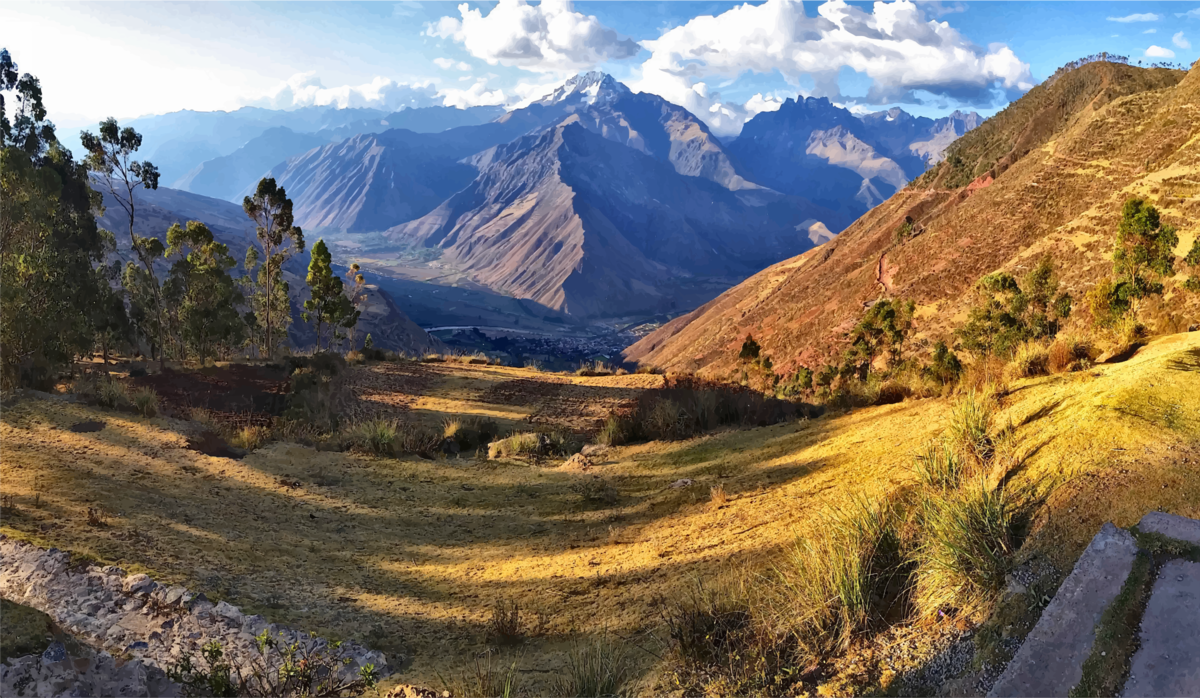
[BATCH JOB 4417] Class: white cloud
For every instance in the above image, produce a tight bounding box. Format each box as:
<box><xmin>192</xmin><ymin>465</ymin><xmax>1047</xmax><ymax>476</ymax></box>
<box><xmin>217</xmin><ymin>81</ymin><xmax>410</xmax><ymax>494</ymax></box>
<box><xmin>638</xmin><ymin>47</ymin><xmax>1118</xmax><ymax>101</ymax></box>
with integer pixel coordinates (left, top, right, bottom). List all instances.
<box><xmin>1107</xmin><ymin>13</ymin><xmax>1160</xmax><ymax>23</ymax></box>
<box><xmin>1145</xmin><ymin>45</ymin><xmax>1176</xmax><ymax>59</ymax></box>
<box><xmin>1178</xmin><ymin>8</ymin><xmax>1200</xmax><ymax>19</ymax></box>
<box><xmin>1143</xmin><ymin>28</ymin><xmax>1157</xmax><ymax>34</ymax></box>
<box><xmin>631</xmin><ymin>0</ymin><xmax>1032</xmax><ymax>137</ymax></box>
<box><xmin>393</xmin><ymin>0</ymin><xmax>422</xmax><ymax>17</ymax></box>
<box><xmin>439</xmin><ymin>78</ymin><xmax>507</xmax><ymax>109</ymax></box>
<box><xmin>1174</xmin><ymin>32</ymin><xmax>1192</xmax><ymax>49</ymax></box>
<box><xmin>433</xmin><ymin>57</ymin><xmax>472</xmax><ymax>71</ymax></box>
<box><xmin>248</xmin><ymin>72</ymin><xmax>441</xmax><ymax>110</ymax></box>
<box><xmin>425</xmin><ymin>0</ymin><xmax>640</xmax><ymax>74</ymax></box>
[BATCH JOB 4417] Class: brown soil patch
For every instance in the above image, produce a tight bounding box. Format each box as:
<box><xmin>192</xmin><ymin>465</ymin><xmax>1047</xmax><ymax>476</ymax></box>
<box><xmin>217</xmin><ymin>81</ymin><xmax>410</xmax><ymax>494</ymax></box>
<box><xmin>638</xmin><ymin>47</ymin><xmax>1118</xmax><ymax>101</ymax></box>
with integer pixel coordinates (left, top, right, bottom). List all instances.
<box><xmin>129</xmin><ymin>365</ymin><xmax>289</xmax><ymax>425</ymax></box>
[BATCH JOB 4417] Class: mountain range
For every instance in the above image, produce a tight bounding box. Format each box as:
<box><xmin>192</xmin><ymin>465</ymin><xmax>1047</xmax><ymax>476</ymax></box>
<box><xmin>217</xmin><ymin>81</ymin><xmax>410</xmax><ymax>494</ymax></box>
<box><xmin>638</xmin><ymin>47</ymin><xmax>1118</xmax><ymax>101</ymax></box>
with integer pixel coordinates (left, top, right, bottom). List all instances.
<box><xmin>77</xmin><ymin>73</ymin><xmax>983</xmax><ymax>324</ymax></box>
<box><xmin>626</xmin><ymin>60</ymin><xmax>1198</xmax><ymax>375</ymax></box>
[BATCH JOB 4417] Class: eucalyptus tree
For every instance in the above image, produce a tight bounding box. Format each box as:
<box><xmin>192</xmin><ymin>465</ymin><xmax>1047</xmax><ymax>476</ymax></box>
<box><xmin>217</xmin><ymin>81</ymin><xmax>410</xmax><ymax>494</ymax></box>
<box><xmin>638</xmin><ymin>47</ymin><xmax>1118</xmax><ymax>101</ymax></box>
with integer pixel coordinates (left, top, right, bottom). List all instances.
<box><xmin>243</xmin><ymin>178</ymin><xmax>304</xmax><ymax>358</ymax></box>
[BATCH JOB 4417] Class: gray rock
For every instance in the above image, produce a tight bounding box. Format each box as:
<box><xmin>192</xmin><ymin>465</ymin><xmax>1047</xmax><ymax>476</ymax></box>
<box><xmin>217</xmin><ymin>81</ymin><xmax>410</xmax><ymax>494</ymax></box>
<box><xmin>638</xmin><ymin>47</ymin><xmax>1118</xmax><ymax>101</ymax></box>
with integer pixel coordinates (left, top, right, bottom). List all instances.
<box><xmin>1137</xmin><ymin>511</ymin><xmax>1200</xmax><ymax>546</ymax></box>
<box><xmin>41</xmin><ymin>642</ymin><xmax>67</xmax><ymax>662</ymax></box>
<box><xmin>123</xmin><ymin>574</ymin><xmax>155</xmax><ymax>595</ymax></box>
<box><xmin>988</xmin><ymin>523</ymin><xmax>1138</xmax><ymax>698</ymax></box>
<box><xmin>1122</xmin><ymin>559</ymin><xmax>1200</xmax><ymax>697</ymax></box>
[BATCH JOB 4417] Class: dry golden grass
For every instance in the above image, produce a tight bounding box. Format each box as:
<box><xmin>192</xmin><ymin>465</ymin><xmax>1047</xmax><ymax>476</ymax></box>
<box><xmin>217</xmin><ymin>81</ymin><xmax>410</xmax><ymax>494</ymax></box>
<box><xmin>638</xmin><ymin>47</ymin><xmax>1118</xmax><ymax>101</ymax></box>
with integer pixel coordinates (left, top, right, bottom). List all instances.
<box><xmin>2</xmin><ymin>333</ymin><xmax>1199</xmax><ymax>694</ymax></box>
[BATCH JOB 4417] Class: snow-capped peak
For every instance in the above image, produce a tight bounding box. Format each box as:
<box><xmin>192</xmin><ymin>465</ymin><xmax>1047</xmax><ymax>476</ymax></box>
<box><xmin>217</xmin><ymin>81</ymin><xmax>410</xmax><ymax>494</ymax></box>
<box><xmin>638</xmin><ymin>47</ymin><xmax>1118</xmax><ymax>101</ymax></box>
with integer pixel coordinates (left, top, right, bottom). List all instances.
<box><xmin>540</xmin><ymin>72</ymin><xmax>629</xmax><ymax>106</ymax></box>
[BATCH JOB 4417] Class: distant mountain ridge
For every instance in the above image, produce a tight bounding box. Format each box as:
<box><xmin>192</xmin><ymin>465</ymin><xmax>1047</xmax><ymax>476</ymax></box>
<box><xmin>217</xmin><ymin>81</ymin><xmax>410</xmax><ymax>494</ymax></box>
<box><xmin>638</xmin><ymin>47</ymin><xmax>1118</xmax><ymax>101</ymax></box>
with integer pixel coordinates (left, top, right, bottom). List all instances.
<box><xmin>728</xmin><ymin>97</ymin><xmax>982</xmax><ymax>222</ymax></box>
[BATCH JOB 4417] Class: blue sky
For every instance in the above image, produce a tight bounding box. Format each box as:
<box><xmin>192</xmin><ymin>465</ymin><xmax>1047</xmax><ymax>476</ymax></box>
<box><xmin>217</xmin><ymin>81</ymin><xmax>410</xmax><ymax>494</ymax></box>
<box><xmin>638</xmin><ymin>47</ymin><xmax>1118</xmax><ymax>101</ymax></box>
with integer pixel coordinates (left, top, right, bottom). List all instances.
<box><xmin>6</xmin><ymin>1</ymin><xmax>1198</xmax><ymax>136</ymax></box>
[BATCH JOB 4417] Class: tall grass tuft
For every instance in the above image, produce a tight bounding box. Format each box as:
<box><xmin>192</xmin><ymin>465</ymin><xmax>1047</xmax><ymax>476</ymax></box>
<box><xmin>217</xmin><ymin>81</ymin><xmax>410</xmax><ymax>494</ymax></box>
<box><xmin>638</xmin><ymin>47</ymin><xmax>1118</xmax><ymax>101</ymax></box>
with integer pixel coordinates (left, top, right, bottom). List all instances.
<box><xmin>129</xmin><ymin>386</ymin><xmax>159</xmax><ymax>417</ymax></box>
<box><xmin>914</xmin><ymin>439</ymin><xmax>967</xmax><ymax>491</ymax></box>
<box><xmin>947</xmin><ymin>388</ymin><xmax>995</xmax><ymax>464</ymax></box>
<box><xmin>1007</xmin><ymin>342</ymin><xmax>1049</xmax><ymax>379</ymax></box>
<box><xmin>345</xmin><ymin>419</ymin><xmax>398</xmax><ymax>455</ymax></box>
<box><xmin>914</xmin><ymin>477</ymin><xmax>1018</xmax><ymax>618</ymax></box>
<box><xmin>774</xmin><ymin>497</ymin><xmax>908</xmax><ymax>656</ymax></box>
<box><xmin>554</xmin><ymin>633</ymin><xmax>629</xmax><ymax>698</ymax></box>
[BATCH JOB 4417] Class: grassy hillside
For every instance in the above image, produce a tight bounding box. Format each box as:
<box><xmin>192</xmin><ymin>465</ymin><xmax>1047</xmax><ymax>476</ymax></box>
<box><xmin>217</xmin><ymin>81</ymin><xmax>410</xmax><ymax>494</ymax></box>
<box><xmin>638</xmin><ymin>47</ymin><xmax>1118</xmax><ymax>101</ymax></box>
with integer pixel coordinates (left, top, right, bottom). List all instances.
<box><xmin>3</xmin><ymin>333</ymin><xmax>1198</xmax><ymax>694</ymax></box>
<box><xmin>627</xmin><ymin>61</ymin><xmax>1200</xmax><ymax>379</ymax></box>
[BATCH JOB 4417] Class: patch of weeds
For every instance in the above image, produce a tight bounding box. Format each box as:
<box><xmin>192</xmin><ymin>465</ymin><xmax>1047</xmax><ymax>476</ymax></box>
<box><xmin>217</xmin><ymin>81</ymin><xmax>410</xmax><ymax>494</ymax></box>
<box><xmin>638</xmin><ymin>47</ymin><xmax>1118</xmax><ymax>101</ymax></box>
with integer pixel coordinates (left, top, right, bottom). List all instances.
<box><xmin>229</xmin><ymin>425</ymin><xmax>271</xmax><ymax>451</ymax></box>
<box><xmin>487</xmin><ymin>599</ymin><xmax>525</xmax><ymax>645</ymax></box>
<box><xmin>710</xmin><ymin>484</ymin><xmax>727</xmax><ymax>509</ymax></box>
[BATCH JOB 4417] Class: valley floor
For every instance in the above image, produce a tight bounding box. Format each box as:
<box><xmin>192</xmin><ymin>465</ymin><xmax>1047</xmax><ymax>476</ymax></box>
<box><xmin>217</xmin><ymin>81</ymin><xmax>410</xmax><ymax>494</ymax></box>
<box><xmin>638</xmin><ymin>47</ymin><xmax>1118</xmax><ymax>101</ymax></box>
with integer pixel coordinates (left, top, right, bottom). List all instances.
<box><xmin>1</xmin><ymin>334</ymin><xmax>1198</xmax><ymax>694</ymax></box>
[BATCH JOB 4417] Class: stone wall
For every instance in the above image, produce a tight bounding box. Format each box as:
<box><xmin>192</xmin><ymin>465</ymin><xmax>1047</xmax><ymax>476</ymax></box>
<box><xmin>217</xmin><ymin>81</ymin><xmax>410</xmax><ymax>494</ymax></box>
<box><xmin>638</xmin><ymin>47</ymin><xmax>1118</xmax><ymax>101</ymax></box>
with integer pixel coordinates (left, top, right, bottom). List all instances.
<box><xmin>0</xmin><ymin>536</ymin><xmax>392</xmax><ymax>691</ymax></box>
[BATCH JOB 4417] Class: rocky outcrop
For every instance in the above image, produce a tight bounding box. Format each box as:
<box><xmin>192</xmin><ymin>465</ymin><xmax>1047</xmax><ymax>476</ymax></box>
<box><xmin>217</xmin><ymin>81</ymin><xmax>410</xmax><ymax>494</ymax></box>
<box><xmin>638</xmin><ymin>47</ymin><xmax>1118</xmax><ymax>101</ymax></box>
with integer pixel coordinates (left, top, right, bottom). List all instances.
<box><xmin>1</xmin><ymin>640</ymin><xmax>181</xmax><ymax>698</ymax></box>
<box><xmin>0</xmin><ymin>536</ymin><xmax>391</xmax><ymax>688</ymax></box>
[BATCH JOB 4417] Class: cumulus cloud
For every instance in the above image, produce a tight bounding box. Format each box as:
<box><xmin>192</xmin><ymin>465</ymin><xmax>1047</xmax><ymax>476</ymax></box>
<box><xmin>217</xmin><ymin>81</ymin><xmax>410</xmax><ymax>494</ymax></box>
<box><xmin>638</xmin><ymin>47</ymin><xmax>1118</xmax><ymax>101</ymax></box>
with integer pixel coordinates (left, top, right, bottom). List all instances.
<box><xmin>1143</xmin><ymin>28</ymin><xmax>1157</xmax><ymax>34</ymax></box>
<box><xmin>1145</xmin><ymin>45</ymin><xmax>1176</xmax><ymax>58</ymax></box>
<box><xmin>250</xmin><ymin>72</ymin><xmax>440</xmax><ymax>110</ymax></box>
<box><xmin>1174</xmin><ymin>31</ymin><xmax>1192</xmax><ymax>49</ymax></box>
<box><xmin>630</xmin><ymin>0</ymin><xmax>1033</xmax><ymax>137</ymax></box>
<box><xmin>439</xmin><ymin>78</ymin><xmax>507</xmax><ymax>109</ymax></box>
<box><xmin>433</xmin><ymin>57</ymin><xmax>472</xmax><ymax>71</ymax></box>
<box><xmin>1178</xmin><ymin>8</ymin><xmax>1200</xmax><ymax>19</ymax></box>
<box><xmin>1107</xmin><ymin>13</ymin><xmax>1160</xmax><ymax>22</ymax></box>
<box><xmin>425</xmin><ymin>0</ymin><xmax>641</xmax><ymax>74</ymax></box>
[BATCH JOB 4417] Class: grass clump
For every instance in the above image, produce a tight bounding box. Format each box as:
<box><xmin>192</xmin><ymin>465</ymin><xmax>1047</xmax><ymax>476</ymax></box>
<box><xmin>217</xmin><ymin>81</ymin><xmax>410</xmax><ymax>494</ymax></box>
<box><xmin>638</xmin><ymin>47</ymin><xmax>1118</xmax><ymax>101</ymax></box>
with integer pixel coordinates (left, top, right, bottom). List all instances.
<box><xmin>913</xmin><ymin>477</ymin><xmax>1019</xmax><ymax>618</ymax></box>
<box><xmin>343</xmin><ymin>419</ymin><xmax>441</xmax><ymax>457</ymax></box>
<box><xmin>947</xmin><ymin>388</ymin><xmax>995</xmax><ymax>464</ymax></box>
<box><xmin>776</xmin><ymin>497</ymin><xmax>909</xmax><ymax>655</ymax></box>
<box><xmin>1007</xmin><ymin>342</ymin><xmax>1049</xmax><ymax>379</ymax></box>
<box><xmin>914</xmin><ymin>439</ymin><xmax>967</xmax><ymax>491</ymax></box>
<box><xmin>229</xmin><ymin>425</ymin><xmax>271</xmax><ymax>451</ymax></box>
<box><xmin>440</xmin><ymin>651</ymin><xmax>520</xmax><ymax>698</ymax></box>
<box><xmin>576</xmin><ymin>361</ymin><xmax>615</xmax><ymax>377</ymax></box>
<box><xmin>443</xmin><ymin>416</ymin><xmax>499</xmax><ymax>452</ymax></box>
<box><xmin>554</xmin><ymin>634</ymin><xmax>630</xmax><ymax>698</ymax></box>
<box><xmin>1048</xmin><ymin>334</ymin><xmax>1094</xmax><ymax>373</ymax></box>
<box><xmin>488</xmin><ymin>432</ymin><xmax>544</xmax><ymax>460</ymax></box>
<box><xmin>129</xmin><ymin>386</ymin><xmax>159</xmax><ymax>417</ymax></box>
<box><xmin>571</xmin><ymin>477</ymin><xmax>619</xmax><ymax>505</ymax></box>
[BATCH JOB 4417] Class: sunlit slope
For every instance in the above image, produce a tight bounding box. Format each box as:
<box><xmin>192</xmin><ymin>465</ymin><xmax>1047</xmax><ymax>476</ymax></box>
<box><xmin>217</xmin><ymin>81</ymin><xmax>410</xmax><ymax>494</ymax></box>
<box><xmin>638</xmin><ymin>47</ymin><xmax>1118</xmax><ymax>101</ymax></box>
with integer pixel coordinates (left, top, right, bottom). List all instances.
<box><xmin>627</xmin><ymin>61</ymin><xmax>1199</xmax><ymax>377</ymax></box>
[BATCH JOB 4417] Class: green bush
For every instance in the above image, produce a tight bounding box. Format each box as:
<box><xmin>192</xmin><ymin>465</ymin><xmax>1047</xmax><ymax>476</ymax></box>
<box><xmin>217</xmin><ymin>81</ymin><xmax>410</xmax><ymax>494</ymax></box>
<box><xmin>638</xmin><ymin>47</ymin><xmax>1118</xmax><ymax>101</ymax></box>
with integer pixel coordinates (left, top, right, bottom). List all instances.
<box><xmin>129</xmin><ymin>386</ymin><xmax>159</xmax><ymax>417</ymax></box>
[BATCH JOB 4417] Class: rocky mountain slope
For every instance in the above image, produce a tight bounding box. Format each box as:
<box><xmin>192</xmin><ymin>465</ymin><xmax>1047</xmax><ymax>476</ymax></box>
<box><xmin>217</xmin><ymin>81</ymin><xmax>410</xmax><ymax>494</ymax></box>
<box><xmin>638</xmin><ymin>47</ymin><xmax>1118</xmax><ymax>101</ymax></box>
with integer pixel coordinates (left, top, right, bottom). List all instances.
<box><xmin>273</xmin><ymin>73</ymin><xmax>767</xmax><ymax>234</ymax></box>
<box><xmin>728</xmin><ymin>98</ymin><xmax>982</xmax><ymax>222</ymax></box>
<box><xmin>627</xmin><ymin>60</ymin><xmax>1197</xmax><ymax>376</ymax></box>
<box><xmin>92</xmin><ymin>182</ymin><xmax>443</xmax><ymax>354</ymax></box>
<box><xmin>387</xmin><ymin>121</ymin><xmax>834</xmax><ymax>318</ymax></box>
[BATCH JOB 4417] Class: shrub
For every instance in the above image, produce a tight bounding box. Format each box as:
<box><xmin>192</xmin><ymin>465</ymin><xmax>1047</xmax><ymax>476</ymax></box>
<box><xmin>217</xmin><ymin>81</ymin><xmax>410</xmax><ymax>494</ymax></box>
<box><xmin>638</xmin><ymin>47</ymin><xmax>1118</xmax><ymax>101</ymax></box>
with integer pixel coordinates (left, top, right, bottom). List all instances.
<box><xmin>1007</xmin><ymin>342</ymin><xmax>1049</xmax><ymax>379</ymax></box>
<box><xmin>421</xmin><ymin>353</ymin><xmax>446</xmax><ymax>363</ymax></box>
<box><xmin>129</xmin><ymin>386</ymin><xmax>159</xmax><ymax>417</ymax></box>
<box><xmin>1048</xmin><ymin>335</ymin><xmax>1093</xmax><ymax>373</ymax></box>
<box><xmin>96</xmin><ymin>376</ymin><xmax>131</xmax><ymax>408</ymax></box>
<box><xmin>914</xmin><ymin>478</ymin><xmax>1019</xmax><ymax>618</ymax></box>
<box><xmin>576</xmin><ymin>360</ymin><xmax>615</xmax><ymax>377</ymax></box>
<box><xmin>947</xmin><ymin>389</ymin><xmax>995</xmax><ymax>464</ymax></box>
<box><xmin>634</xmin><ymin>365</ymin><xmax>662</xmax><ymax>375</ymax></box>
<box><xmin>554</xmin><ymin>634</ymin><xmax>630</xmax><ymax>698</ymax></box>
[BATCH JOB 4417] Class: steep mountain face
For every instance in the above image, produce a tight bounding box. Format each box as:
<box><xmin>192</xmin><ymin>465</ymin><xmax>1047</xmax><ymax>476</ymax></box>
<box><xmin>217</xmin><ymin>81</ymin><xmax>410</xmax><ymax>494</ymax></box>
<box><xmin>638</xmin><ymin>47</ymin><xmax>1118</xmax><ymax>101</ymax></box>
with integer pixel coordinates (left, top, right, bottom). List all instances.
<box><xmin>626</xmin><ymin>61</ymin><xmax>1197</xmax><ymax>376</ymax></box>
<box><xmin>387</xmin><ymin>122</ymin><xmax>833</xmax><ymax>318</ymax></box>
<box><xmin>257</xmin><ymin>130</ymin><xmax>481</xmax><ymax>233</ymax></box>
<box><xmin>729</xmin><ymin>98</ymin><xmax>982</xmax><ymax>221</ymax></box>
<box><xmin>91</xmin><ymin>181</ymin><xmax>443</xmax><ymax>353</ymax></box>
<box><xmin>278</xmin><ymin>73</ymin><xmax>766</xmax><ymax>235</ymax></box>
<box><xmin>174</xmin><ymin>127</ymin><xmax>329</xmax><ymax>202</ymax></box>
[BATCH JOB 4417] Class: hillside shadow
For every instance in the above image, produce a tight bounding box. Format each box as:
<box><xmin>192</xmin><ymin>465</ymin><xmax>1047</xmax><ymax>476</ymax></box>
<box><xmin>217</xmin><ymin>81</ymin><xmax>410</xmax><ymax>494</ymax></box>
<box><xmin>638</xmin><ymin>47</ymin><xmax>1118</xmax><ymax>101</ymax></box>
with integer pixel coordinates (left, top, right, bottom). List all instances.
<box><xmin>1166</xmin><ymin>347</ymin><xmax>1200</xmax><ymax>372</ymax></box>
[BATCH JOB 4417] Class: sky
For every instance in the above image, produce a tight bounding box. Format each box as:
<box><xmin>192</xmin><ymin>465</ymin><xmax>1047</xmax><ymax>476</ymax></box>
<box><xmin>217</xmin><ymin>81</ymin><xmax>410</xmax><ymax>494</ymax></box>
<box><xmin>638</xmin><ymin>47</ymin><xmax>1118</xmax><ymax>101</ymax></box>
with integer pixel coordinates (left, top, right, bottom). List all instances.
<box><xmin>6</xmin><ymin>0</ymin><xmax>1199</xmax><ymax>137</ymax></box>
